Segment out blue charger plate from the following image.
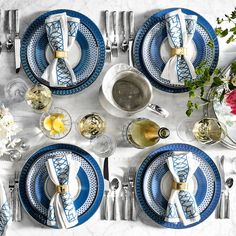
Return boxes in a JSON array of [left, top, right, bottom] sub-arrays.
[[133, 8, 219, 93], [19, 144, 104, 228], [136, 143, 221, 229], [21, 9, 105, 95]]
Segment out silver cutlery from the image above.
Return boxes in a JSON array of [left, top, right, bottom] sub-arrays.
[[218, 155, 226, 219], [14, 9, 21, 73], [103, 157, 109, 220], [5, 10, 14, 52], [8, 178, 15, 220], [104, 10, 111, 62], [122, 172, 130, 220], [128, 11, 134, 66], [111, 11, 118, 57], [14, 171, 22, 222], [111, 178, 119, 220], [225, 177, 233, 219], [128, 167, 136, 221], [0, 10, 2, 54], [120, 11, 128, 52]]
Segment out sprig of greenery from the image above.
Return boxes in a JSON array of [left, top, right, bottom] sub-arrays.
[[215, 7, 236, 43]]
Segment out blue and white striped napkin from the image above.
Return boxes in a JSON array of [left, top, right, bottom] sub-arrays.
[[41, 13, 80, 87], [46, 152, 81, 229], [161, 9, 197, 85], [165, 152, 200, 226]]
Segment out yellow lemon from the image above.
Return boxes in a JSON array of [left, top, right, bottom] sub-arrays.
[[43, 115, 53, 131], [52, 117, 65, 133], [52, 113, 65, 119], [50, 129, 59, 136]]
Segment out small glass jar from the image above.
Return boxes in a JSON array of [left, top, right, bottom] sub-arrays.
[[123, 118, 170, 149]]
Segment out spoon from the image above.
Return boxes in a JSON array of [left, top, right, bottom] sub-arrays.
[[225, 177, 234, 218], [111, 178, 119, 220]]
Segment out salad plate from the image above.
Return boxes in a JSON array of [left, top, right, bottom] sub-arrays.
[[21, 9, 105, 95], [133, 8, 219, 93], [19, 144, 104, 228], [136, 143, 221, 229]]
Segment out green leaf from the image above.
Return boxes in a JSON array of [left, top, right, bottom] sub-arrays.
[[220, 29, 229, 37], [226, 35, 235, 43], [194, 103, 200, 110], [201, 97, 210, 103], [207, 40, 214, 49], [219, 89, 226, 103], [186, 108, 193, 117], [187, 100, 193, 108], [216, 17, 224, 24], [189, 91, 195, 98]]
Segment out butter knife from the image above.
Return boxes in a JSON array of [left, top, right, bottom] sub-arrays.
[[128, 11, 134, 67], [14, 9, 21, 73], [103, 157, 110, 220]]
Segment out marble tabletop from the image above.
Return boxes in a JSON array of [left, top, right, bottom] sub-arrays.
[[0, 0, 236, 236]]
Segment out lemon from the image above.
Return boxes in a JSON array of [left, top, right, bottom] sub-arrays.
[[43, 115, 53, 131], [53, 117, 65, 133], [52, 113, 65, 119], [50, 129, 59, 136]]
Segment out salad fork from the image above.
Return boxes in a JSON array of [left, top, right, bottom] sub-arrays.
[[128, 167, 136, 221], [111, 11, 118, 57], [8, 178, 15, 219], [104, 10, 111, 62], [122, 172, 130, 220], [120, 11, 128, 52]]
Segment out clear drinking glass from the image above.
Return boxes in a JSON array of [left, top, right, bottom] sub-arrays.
[[25, 84, 52, 113]]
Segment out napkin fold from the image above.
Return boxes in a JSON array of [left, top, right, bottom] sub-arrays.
[[0, 182, 11, 236], [161, 9, 197, 85], [41, 13, 80, 87], [46, 152, 81, 228], [165, 152, 200, 226]]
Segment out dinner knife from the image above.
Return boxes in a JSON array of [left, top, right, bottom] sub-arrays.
[[103, 157, 109, 220], [128, 11, 134, 67], [14, 9, 21, 73], [219, 155, 226, 219]]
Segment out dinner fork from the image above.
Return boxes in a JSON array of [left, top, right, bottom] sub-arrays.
[[111, 11, 118, 57], [120, 11, 128, 52], [104, 10, 111, 62], [122, 171, 130, 220], [14, 171, 22, 222], [128, 167, 136, 221], [8, 178, 15, 219]]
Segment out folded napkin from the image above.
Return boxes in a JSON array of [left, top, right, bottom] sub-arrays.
[[161, 9, 197, 85], [0, 182, 11, 236], [165, 152, 200, 226], [46, 152, 81, 228], [41, 13, 80, 87]]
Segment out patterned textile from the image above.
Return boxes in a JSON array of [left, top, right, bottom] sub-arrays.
[[165, 152, 201, 226], [41, 13, 80, 87], [161, 9, 197, 85], [0, 182, 11, 236], [46, 152, 81, 228]]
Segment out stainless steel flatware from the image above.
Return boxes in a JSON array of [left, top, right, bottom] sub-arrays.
[[111, 11, 118, 57], [0, 10, 2, 54], [8, 178, 15, 220], [5, 10, 14, 52], [128, 167, 136, 221], [14, 9, 21, 73], [103, 157, 109, 220], [111, 178, 119, 220], [122, 172, 130, 220], [14, 171, 22, 222], [120, 11, 128, 52], [225, 177, 233, 219], [104, 10, 111, 62], [128, 11, 134, 66]]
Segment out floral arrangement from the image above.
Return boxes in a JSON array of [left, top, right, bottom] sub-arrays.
[[0, 105, 19, 157], [225, 89, 236, 115]]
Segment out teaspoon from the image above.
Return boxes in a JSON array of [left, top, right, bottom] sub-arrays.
[[226, 177, 234, 218], [111, 178, 119, 220]]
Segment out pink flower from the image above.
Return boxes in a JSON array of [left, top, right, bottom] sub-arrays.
[[225, 89, 236, 115]]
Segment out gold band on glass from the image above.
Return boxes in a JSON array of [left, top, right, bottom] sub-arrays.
[[171, 47, 187, 56], [172, 181, 188, 190], [56, 185, 69, 193], [54, 50, 68, 59]]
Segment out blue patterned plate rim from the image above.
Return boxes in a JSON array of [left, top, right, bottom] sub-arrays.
[[19, 143, 104, 228], [133, 7, 219, 93], [135, 143, 221, 229], [21, 9, 105, 95]]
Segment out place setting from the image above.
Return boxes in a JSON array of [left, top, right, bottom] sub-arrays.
[[1, 3, 236, 236]]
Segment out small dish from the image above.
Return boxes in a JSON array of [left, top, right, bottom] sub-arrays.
[[40, 107, 72, 139]]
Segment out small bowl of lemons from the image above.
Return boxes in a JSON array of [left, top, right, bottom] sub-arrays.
[[40, 107, 72, 139]]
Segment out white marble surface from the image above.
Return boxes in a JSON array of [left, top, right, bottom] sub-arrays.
[[0, 0, 236, 235]]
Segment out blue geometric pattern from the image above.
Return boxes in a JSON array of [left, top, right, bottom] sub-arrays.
[[45, 16, 79, 86], [0, 202, 11, 236], [165, 12, 195, 82], [49, 155, 77, 225], [165, 203, 179, 220], [172, 155, 189, 182]]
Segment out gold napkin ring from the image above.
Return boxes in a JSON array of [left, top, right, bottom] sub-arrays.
[[172, 181, 188, 190], [171, 47, 187, 56], [54, 50, 68, 59], [56, 185, 69, 193]]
